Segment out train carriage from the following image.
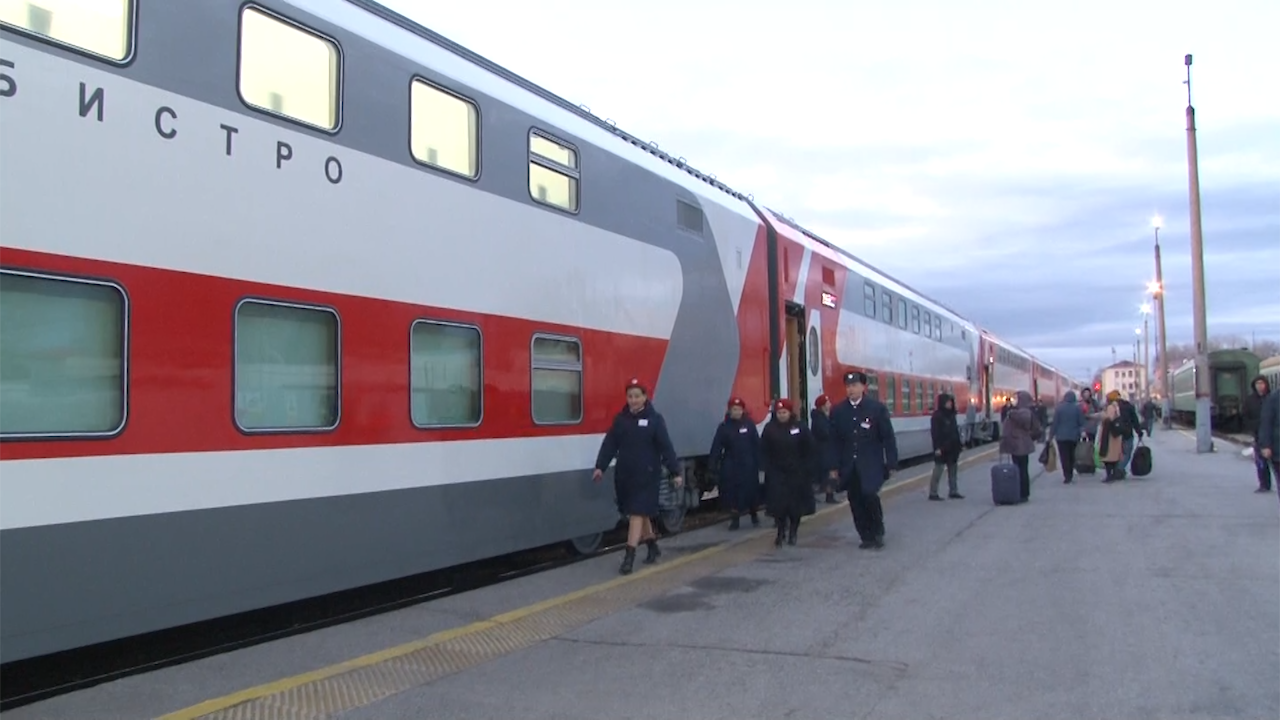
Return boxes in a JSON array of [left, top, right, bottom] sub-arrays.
[[0, 0, 1077, 664]]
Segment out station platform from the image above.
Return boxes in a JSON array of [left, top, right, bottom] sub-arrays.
[[6, 428, 1277, 720]]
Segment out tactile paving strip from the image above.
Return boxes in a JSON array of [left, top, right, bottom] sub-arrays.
[[183, 448, 994, 720]]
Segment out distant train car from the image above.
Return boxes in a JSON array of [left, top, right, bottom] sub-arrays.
[[1259, 355, 1280, 395], [0, 0, 1079, 664], [1171, 350, 1262, 431]]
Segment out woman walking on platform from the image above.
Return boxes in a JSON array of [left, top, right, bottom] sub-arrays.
[[760, 399, 816, 546], [593, 378, 684, 575], [709, 397, 762, 530]]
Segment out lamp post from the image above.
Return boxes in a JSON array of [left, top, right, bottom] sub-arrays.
[[1134, 328, 1142, 396], [1150, 217, 1172, 429], [1140, 302, 1152, 400], [1184, 53, 1212, 453]]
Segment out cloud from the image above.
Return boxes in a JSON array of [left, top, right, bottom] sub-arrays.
[[384, 0, 1280, 379]]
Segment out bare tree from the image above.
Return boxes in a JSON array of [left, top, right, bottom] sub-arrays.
[[1155, 335, 1280, 372]]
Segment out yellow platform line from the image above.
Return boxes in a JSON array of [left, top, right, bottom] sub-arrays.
[[158, 446, 996, 720]]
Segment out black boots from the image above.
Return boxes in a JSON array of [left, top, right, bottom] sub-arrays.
[[728, 515, 740, 531], [774, 520, 785, 546], [749, 511, 760, 527], [643, 538, 661, 565], [787, 517, 799, 545], [619, 546, 636, 575]]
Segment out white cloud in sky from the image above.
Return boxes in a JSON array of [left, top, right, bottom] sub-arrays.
[[382, 0, 1280, 376]]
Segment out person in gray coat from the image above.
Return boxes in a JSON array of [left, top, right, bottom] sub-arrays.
[[1051, 390, 1087, 484], [1258, 390, 1280, 510], [999, 391, 1041, 502]]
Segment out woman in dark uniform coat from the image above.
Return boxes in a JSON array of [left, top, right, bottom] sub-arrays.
[[708, 397, 762, 530], [593, 378, 684, 575], [809, 394, 839, 504], [760, 398, 816, 546]]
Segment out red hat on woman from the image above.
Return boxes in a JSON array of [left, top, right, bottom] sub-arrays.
[[727, 397, 746, 409], [815, 394, 830, 408], [625, 377, 648, 394], [774, 398, 794, 413]]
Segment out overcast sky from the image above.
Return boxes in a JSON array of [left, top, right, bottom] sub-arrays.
[[386, 0, 1279, 381]]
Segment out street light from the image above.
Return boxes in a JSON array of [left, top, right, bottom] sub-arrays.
[[1150, 214, 1172, 428], [1183, 53, 1212, 453], [1139, 302, 1152, 400]]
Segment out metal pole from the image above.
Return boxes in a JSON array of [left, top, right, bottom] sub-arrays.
[[1155, 232, 1172, 428], [1184, 53, 1213, 453], [1144, 314, 1150, 399]]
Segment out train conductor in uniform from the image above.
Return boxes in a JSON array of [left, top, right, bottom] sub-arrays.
[[828, 370, 899, 549]]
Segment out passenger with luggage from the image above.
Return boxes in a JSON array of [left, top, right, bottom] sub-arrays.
[[829, 371, 900, 550], [1242, 375, 1273, 493], [1107, 390, 1144, 476], [1256, 389, 1280, 509], [760, 399, 817, 546], [928, 393, 965, 500], [997, 391, 1041, 502], [1050, 390, 1087, 484], [1097, 402, 1126, 482], [592, 378, 684, 575], [809, 394, 841, 504], [709, 397, 763, 530], [1079, 388, 1102, 442]]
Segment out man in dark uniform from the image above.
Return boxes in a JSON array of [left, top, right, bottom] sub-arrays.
[[828, 370, 900, 549]]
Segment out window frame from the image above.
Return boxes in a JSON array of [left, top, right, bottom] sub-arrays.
[[407, 75, 482, 181], [234, 3, 344, 134], [0, 0, 137, 65], [0, 268, 130, 440], [408, 318, 484, 430], [863, 283, 876, 317], [911, 305, 921, 334], [232, 296, 342, 435], [934, 316, 943, 341], [885, 376, 897, 414], [527, 128, 581, 214], [529, 332, 584, 426], [923, 310, 933, 338], [880, 291, 893, 325], [897, 299, 908, 329]]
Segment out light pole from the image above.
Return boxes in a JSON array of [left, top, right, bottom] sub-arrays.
[[1134, 328, 1142, 396], [1140, 302, 1152, 400], [1149, 216, 1171, 428], [1184, 53, 1212, 452]]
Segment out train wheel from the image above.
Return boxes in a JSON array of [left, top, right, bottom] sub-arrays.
[[567, 532, 604, 556]]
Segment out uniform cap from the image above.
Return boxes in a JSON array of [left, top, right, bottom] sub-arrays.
[[843, 371, 869, 386]]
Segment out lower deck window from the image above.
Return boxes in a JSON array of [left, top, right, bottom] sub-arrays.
[[234, 300, 339, 431], [0, 271, 126, 436], [411, 321, 482, 427], [531, 335, 582, 424]]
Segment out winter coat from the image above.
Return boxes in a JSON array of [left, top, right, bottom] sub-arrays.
[[930, 393, 963, 463], [1099, 417, 1124, 463], [1052, 390, 1087, 441], [1258, 390, 1280, 460], [809, 408, 839, 480], [1243, 375, 1271, 440], [760, 414, 816, 519], [594, 401, 681, 517], [709, 413, 762, 511], [999, 391, 1041, 457], [829, 395, 899, 497]]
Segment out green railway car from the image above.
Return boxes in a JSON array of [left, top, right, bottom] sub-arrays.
[[1170, 349, 1261, 432]]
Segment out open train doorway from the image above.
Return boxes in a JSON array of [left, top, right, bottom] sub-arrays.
[[783, 302, 808, 416]]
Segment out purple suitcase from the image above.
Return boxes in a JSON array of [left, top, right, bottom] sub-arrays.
[[991, 455, 1020, 505]]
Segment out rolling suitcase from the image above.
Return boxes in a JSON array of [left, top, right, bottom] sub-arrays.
[[991, 454, 1021, 505], [1074, 438, 1096, 474], [1130, 439, 1152, 477]]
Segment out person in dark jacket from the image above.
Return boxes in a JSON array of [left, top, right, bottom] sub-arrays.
[[709, 397, 762, 529], [1050, 390, 1086, 484], [1256, 389, 1279, 508], [760, 399, 816, 546], [1242, 375, 1273, 492], [829, 370, 899, 550], [998, 390, 1041, 502], [593, 378, 684, 575], [928, 393, 964, 500], [809, 394, 840, 504], [1079, 388, 1102, 441]]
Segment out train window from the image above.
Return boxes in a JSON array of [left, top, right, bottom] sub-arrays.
[[0, 0, 132, 62], [862, 283, 876, 317], [880, 292, 893, 324], [0, 270, 127, 437], [916, 381, 924, 413], [927, 383, 936, 410], [234, 299, 339, 432], [410, 78, 479, 179], [531, 334, 582, 424], [885, 376, 897, 414], [867, 373, 880, 402], [897, 299, 908, 329], [934, 316, 943, 341], [911, 305, 921, 334], [923, 311, 933, 338], [237, 5, 341, 132], [528, 130, 579, 212], [961, 328, 968, 341], [901, 379, 911, 412], [410, 320, 482, 428]]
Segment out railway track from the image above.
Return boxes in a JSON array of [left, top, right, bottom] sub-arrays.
[[0, 450, 949, 712]]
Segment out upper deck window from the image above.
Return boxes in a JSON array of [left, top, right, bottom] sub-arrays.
[[237, 5, 341, 131], [0, 0, 133, 61], [410, 78, 479, 179], [528, 131, 579, 212]]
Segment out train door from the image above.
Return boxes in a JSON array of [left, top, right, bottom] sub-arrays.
[[783, 302, 809, 415]]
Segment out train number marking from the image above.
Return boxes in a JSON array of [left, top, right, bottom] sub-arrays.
[[0, 57, 344, 185]]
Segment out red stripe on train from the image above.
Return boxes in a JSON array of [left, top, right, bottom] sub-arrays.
[[0, 249, 668, 461]]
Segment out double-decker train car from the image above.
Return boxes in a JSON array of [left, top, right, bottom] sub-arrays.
[[0, 0, 1076, 663], [974, 330, 1036, 439]]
